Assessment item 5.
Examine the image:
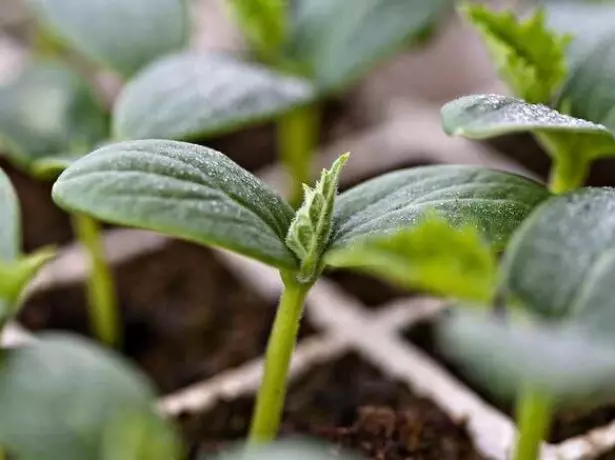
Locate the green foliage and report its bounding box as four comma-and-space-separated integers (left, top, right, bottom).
286, 0, 453, 93
326, 215, 497, 303
501, 188, 615, 330
113, 53, 314, 141
0, 334, 180, 460
439, 311, 615, 407
286, 153, 348, 282
228, 0, 288, 63
51, 140, 297, 269
53, 141, 550, 275
211, 440, 359, 460
0, 169, 19, 262
329, 164, 550, 253
26, 0, 190, 77
0, 60, 107, 178
461, 4, 570, 103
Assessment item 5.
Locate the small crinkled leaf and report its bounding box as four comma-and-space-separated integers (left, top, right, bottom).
286, 153, 348, 282
442, 94, 615, 159
287, 0, 452, 93
501, 188, 615, 331
0, 247, 55, 324
228, 0, 287, 62
52, 139, 297, 269
438, 311, 615, 406
326, 215, 497, 303
0, 333, 180, 460
0, 60, 107, 173
26, 0, 189, 76
330, 165, 549, 253
213, 440, 360, 460
461, 4, 570, 103
113, 52, 314, 140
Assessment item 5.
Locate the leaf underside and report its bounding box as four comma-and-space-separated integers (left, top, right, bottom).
26, 0, 190, 76
0, 333, 180, 460
52, 139, 297, 269
439, 311, 615, 406
113, 52, 314, 141
501, 188, 615, 333
329, 164, 550, 253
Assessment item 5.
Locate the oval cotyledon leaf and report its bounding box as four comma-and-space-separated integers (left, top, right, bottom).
52, 139, 297, 269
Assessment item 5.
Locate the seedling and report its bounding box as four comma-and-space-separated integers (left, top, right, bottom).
0, 167, 179, 460
0, 0, 193, 346
110, 0, 454, 205
51, 138, 549, 442
441, 4, 615, 194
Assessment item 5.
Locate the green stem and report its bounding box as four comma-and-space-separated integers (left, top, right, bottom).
513, 388, 552, 460
535, 133, 589, 194
277, 103, 320, 208
72, 214, 120, 347
248, 273, 312, 444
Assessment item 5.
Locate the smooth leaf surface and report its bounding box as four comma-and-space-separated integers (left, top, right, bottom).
439, 311, 615, 405
26, 0, 189, 76
113, 52, 314, 140
286, 0, 452, 93
461, 4, 570, 103
0, 168, 19, 261
326, 215, 497, 303
52, 140, 297, 268
442, 94, 615, 159
501, 188, 615, 329
0, 60, 107, 174
0, 333, 180, 460
329, 165, 549, 253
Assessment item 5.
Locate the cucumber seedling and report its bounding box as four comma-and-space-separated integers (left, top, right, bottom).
51, 138, 549, 442
111, 0, 454, 205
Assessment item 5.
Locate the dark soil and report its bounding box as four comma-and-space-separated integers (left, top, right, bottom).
404, 316, 615, 443
183, 353, 483, 460
19, 240, 316, 393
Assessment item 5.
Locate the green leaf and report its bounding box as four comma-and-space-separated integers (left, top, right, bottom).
0, 333, 180, 460
442, 94, 615, 162
501, 188, 615, 332
438, 311, 615, 406
460, 4, 570, 103
286, 0, 452, 93
26, 0, 190, 77
329, 165, 550, 253
113, 52, 314, 141
326, 215, 497, 303
228, 0, 288, 62
212, 440, 359, 460
52, 139, 297, 269
0, 60, 107, 175
0, 168, 19, 262
286, 153, 348, 282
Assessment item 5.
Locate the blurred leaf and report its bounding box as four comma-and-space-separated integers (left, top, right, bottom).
438, 311, 615, 406
0, 60, 107, 175
286, 153, 349, 282
501, 188, 615, 333
329, 165, 550, 253
0, 168, 19, 262
113, 52, 314, 140
461, 4, 570, 103
0, 333, 180, 460
326, 215, 497, 302
211, 440, 360, 460
26, 0, 190, 76
229, 0, 288, 62
442, 94, 615, 162
52, 139, 297, 269
286, 0, 452, 93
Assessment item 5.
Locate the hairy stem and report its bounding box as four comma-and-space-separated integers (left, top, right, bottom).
278, 103, 320, 208
72, 214, 120, 347
513, 388, 552, 460
248, 273, 312, 443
